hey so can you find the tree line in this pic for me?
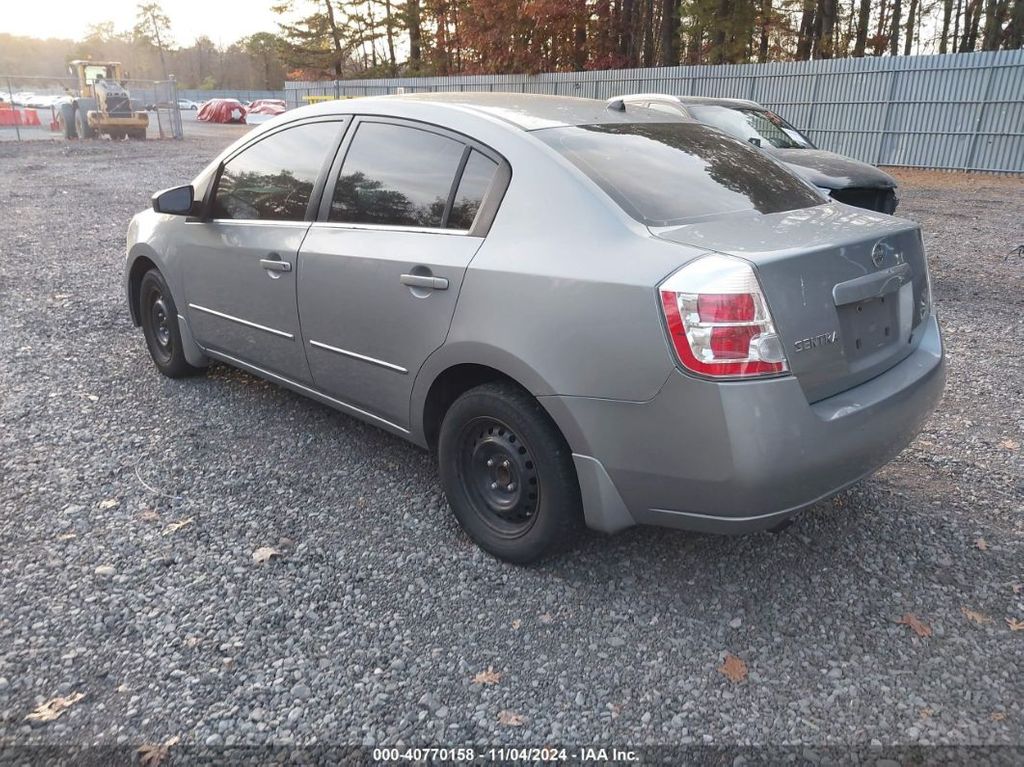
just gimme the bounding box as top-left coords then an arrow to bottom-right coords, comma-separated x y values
1,0 -> 1021,89
274,0 -> 1024,77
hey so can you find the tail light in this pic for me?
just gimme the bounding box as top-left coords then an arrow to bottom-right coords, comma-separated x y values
659,254 -> 789,379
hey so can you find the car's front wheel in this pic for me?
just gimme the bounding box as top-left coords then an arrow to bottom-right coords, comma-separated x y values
438,382 -> 584,563
139,269 -> 203,378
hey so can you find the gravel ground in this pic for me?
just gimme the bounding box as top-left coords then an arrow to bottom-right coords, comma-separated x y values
0,137 -> 1022,757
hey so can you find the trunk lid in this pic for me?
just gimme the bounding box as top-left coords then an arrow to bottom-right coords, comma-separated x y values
652,203 -> 930,402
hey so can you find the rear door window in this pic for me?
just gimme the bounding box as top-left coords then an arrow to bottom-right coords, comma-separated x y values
535,122 -> 823,226
446,150 -> 498,230
329,122 -> 466,228
210,121 -> 343,221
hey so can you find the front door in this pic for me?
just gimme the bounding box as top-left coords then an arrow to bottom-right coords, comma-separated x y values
180,119 -> 346,382
297,118 -> 505,428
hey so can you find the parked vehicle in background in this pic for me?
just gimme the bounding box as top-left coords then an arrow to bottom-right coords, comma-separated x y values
177,99 -> 199,111
611,94 -> 900,214
25,94 -> 60,109
197,98 -> 246,124
126,93 -> 943,563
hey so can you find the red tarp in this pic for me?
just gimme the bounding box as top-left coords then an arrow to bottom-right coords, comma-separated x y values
197,99 -> 247,124
248,99 -> 286,116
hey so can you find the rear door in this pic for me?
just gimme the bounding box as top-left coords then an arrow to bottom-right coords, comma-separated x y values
180,119 -> 346,382
296,118 -> 507,429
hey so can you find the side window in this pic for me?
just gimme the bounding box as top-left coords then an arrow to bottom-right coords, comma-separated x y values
446,150 -> 498,230
210,121 -> 341,221
329,122 -> 465,228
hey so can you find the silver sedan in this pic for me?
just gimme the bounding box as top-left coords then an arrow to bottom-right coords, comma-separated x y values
125,93 -> 944,563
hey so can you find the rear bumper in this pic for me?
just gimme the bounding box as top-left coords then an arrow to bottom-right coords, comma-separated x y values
542,314 -> 944,534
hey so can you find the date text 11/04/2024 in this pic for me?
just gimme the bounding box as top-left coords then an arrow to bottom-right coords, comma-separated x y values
372,746 -> 639,762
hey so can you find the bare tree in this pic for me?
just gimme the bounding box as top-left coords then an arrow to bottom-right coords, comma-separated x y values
134,2 -> 172,78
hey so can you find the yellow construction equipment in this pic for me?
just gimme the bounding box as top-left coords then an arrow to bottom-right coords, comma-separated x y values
57,61 -> 149,140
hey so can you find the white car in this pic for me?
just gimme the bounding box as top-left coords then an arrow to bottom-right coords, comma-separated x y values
177,99 -> 199,111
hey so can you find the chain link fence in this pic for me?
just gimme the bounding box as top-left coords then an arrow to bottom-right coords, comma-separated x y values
1,74 -> 183,142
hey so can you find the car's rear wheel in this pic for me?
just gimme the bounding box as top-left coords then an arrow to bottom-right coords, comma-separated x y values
139,269 -> 202,379
438,382 -> 583,563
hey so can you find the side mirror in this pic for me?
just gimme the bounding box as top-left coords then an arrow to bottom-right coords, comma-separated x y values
748,137 -> 762,148
151,185 -> 194,215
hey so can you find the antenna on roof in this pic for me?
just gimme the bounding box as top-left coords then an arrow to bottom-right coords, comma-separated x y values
606,98 -> 626,112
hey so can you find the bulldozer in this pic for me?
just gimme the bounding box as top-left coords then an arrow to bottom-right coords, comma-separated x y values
56,61 -> 148,140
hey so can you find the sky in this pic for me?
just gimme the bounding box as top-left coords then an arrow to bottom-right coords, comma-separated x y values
3,0 -> 287,47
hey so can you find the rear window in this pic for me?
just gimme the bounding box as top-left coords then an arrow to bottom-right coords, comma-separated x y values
535,122 -> 823,226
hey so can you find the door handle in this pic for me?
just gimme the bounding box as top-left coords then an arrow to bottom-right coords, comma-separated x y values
260,258 -> 292,273
400,273 -> 449,290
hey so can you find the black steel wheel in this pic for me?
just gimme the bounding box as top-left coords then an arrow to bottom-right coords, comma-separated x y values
457,416 -> 541,535
139,269 -> 203,379
439,382 -> 584,563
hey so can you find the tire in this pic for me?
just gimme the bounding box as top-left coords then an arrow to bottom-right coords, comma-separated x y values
59,103 -> 77,139
74,106 -> 95,139
438,382 -> 584,563
138,269 -> 203,379
108,130 -> 127,141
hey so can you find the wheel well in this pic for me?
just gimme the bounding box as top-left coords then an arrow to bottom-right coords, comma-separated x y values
422,364 -> 523,449
127,256 -> 157,326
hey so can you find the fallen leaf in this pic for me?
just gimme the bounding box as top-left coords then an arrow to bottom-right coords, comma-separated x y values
991,712 -> 1007,722
185,636 -> 202,648
138,510 -> 160,523
1005,617 -> 1024,631
472,666 -> 501,685
98,498 -> 119,510
538,612 -> 554,624
1013,584 -> 1022,595
975,537 -> 989,551
962,607 -> 993,625
919,707 -> 934,720
162,517 -> 194,535
999,439 -> 1020,451
138,735 -> 181,766
718,653 -> 748,683
25,692 -> 85,723
116,684 -> 130,694
57,533 -> 77,541
497,710 -> 526,726
252,546 -> 282,564
511,619 -> 522,630
897,613 -> 933,638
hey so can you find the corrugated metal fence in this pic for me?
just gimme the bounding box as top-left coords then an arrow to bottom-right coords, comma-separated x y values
286,49 -> 1024,173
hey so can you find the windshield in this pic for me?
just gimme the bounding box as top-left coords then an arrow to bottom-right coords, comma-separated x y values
535,122 -> 823,227
686,106 -> 815,150
82,65 -> 115,85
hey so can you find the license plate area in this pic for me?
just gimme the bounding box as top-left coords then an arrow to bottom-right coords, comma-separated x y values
837,282 -> 913,365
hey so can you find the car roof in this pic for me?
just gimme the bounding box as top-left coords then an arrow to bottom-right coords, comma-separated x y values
297,92 -> 691,131
617,93 -> 764,110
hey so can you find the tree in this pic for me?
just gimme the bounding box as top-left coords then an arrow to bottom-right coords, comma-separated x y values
939,0 -> 954,51
889,0 -> 903,54
244,33 -> 286,88
274,0 -> 352,78
853,0 -> 872,55
904,0 -> 919,54
134,3 -> 172,78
